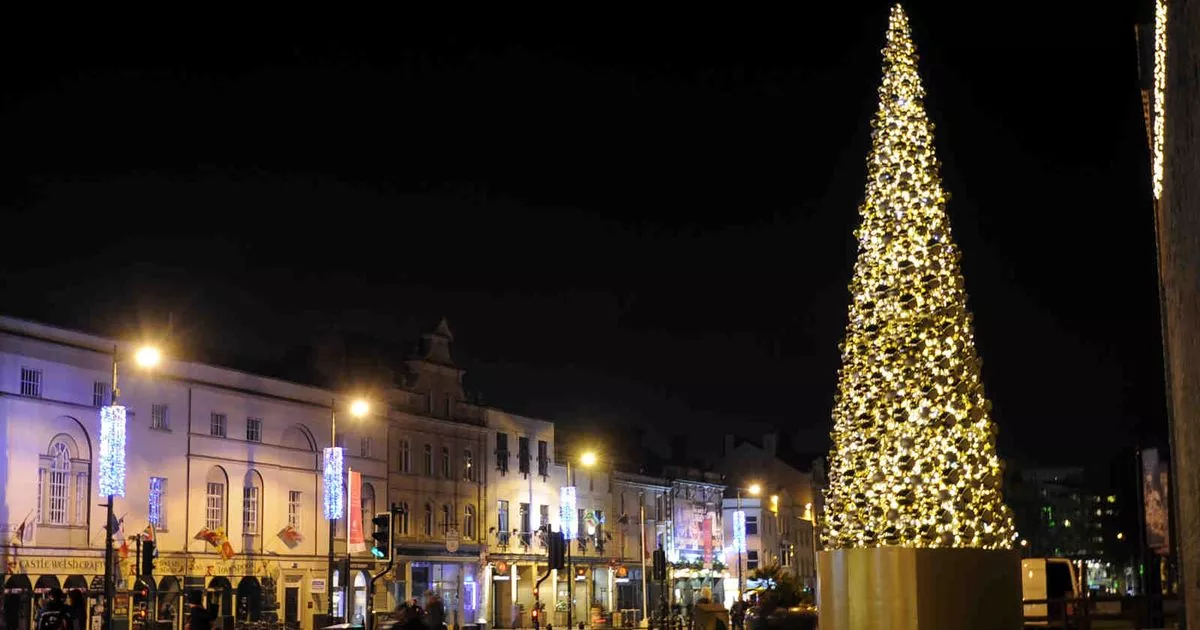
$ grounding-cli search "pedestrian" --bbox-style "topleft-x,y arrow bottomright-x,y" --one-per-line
36,589 -> 71,630
424,592 -> 445,630
730,600 -> 744,630
185,592 -> 211,630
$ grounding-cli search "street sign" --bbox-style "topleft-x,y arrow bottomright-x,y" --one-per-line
311,578 -> 327,594
446,529 -> 460,553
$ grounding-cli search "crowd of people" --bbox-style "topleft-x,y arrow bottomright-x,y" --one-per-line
387,592 -> 445,630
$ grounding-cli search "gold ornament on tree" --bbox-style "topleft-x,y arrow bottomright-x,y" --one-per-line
821,4 -> 1015,551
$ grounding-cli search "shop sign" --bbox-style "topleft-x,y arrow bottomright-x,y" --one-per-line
311,578 -> 326,594
2,556 -> 106,574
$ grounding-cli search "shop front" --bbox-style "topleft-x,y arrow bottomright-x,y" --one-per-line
391,549 -> 480,630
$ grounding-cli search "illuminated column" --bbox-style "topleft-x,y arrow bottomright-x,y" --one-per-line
816,5 -> 1021,629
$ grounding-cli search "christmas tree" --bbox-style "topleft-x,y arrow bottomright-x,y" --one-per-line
822,4 -> 1015,550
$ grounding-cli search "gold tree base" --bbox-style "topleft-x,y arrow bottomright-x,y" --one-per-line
817,548 -> 1022,630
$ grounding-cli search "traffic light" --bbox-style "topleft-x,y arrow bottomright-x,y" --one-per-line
652,549 -> 667,581
141,540 -> 156,577
548,531 -> 565,570
371,512 -> 392,560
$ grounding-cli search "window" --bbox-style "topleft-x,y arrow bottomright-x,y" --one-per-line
589,472 -> 594,492
442,504 -> 451,535
288,491 -> 302,530
441,446 -> 451,479
423,444 -> 433,476
36,469 -> 44,524
464,505 -> 476,539
518,437 -> 531,475
464,449 -> 475,482
149,477 -> 167,529
747,550 -> 759,570
746,516 -> 759,535
246,417 -> 262,442
210,413 -> 227,438
20,367 -> 42,398
206,482 -> 225,531
495,433 -> 510,474
361,437 -> 372,458
423,504 -> 433,536
151,404 -> 169,430
399,440 -> 411,473
75,473 -> 87,525
655,494 -> 664,521
519,503 -> 531,544
93,382 -> 109,407
362,484 -> 376,527
538,440 -> 549,477
243,483 -> 261,536
540,505 -> 550,531
396,502 -> 410,535
48,442 -> 70,524
497,500 -> 510,545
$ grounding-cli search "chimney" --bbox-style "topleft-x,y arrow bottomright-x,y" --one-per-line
724,434 -> 736,456
763,432 -> 778,457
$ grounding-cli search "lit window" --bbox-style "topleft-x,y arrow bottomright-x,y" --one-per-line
243,485 -> 260,536
48,443 -> 70,525
464,449 -> 475,482
205,482 -> 225,531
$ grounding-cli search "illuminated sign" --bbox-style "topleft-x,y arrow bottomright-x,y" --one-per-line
560,486 -> 577,540
323,447 -> 344,520
99,405 -> 127,497
733,510 -> 746,553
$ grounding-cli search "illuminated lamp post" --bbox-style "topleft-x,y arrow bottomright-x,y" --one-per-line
325,398 -> 369,621
101,345 -> 161,630
562,450 -> 597,629
734,483 -> 761,602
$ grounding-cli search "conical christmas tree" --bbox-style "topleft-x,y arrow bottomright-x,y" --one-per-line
822,4 -> 1015,550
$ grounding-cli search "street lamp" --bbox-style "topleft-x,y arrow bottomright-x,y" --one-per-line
736,482 -> 762,602
326,398 -> 369,621
101,344 -> 162,630
565,450 -> 597,630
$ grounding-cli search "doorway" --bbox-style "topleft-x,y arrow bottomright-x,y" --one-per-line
284,587 -> 299,627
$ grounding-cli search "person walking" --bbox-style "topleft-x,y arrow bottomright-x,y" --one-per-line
36,589 -> 72,630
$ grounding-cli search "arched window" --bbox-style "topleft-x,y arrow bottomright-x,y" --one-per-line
442,504 -> 451,535
362,483 -> 376,522
205,467 -> 228,532
464,505 -> 476,540
48,442 -> 70,525
281,424 -> 317,451
423,503 -> 433,536
243,470 -> 263,539
39,434 -> 89,528
464,449 -> 475,482
441,446 -> 450,479
399,440 -> 411,473
397,501 -> 410,535
423,444 -> 433,476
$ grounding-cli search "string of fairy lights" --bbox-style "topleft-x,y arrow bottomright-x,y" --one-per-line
1152,0 -> 1167,200
821,4 -> 1016,551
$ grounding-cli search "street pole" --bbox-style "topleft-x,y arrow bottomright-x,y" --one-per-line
567,461 -> 573,630
328,400 -> 338,620
104,349 -> 120,630
640,495 -> 648,628
736,491 -> 743,603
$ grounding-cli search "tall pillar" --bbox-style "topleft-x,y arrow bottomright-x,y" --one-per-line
1159,0 -> 1200,626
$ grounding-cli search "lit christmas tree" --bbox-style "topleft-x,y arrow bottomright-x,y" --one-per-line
822,4 -> 1015,550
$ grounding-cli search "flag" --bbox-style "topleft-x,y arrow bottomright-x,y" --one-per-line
142,524 -> 156,543
277,525 -> 304,548
348,469 -> 365,553
194,527 -> 224,548
220,540 -> 236,560
118,539 -> 130,560
12,520 -> 26,546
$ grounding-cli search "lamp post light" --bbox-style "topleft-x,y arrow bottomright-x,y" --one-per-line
736,483 -> 762,602
101,344 -> 161,630
326,398 -> 369,621
564,450 -> 597,630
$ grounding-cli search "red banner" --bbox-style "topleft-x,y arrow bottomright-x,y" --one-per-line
349,469 -> 366,553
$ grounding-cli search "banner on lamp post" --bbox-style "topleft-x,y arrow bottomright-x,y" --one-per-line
348,469 -> 365,553
560,486 -> 578,540
323,447 -> 344,520
99,405 -> 127,497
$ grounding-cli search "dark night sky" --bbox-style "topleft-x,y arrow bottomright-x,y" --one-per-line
0,4 -> 1165,467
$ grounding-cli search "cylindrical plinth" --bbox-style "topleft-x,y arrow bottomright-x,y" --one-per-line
817,547 -> 1021,630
